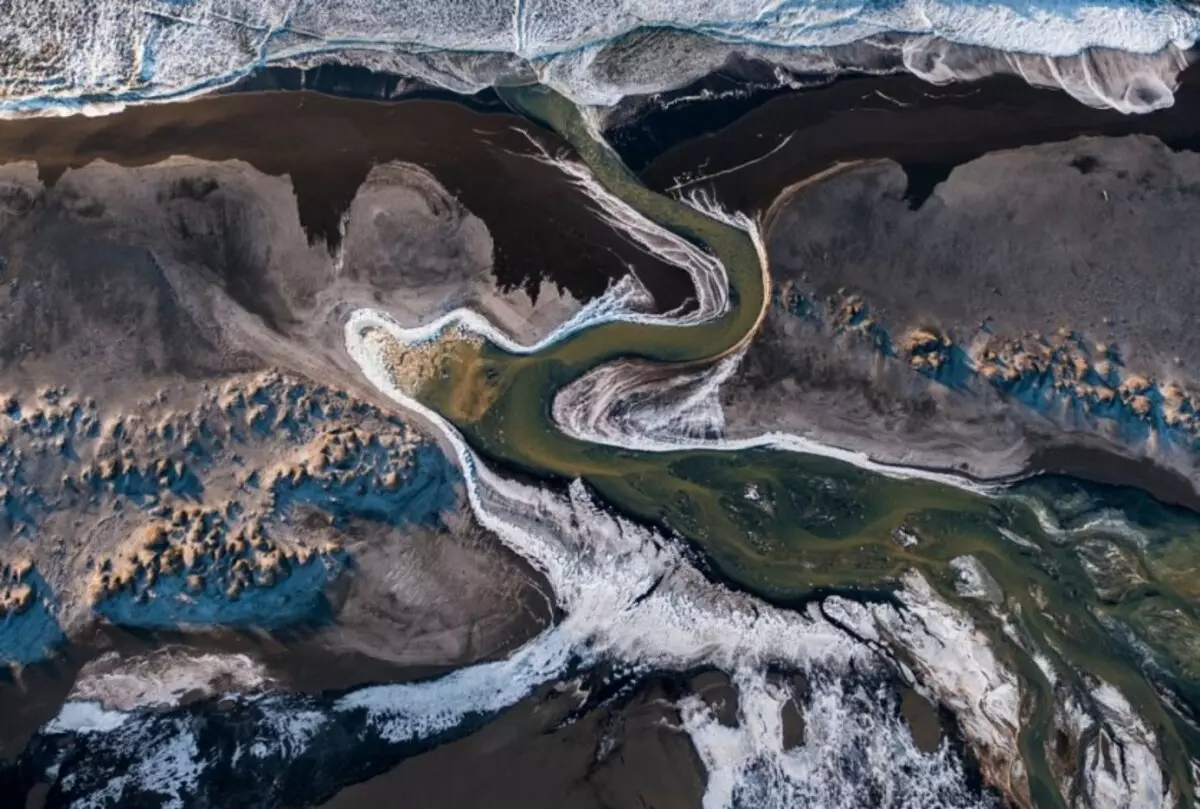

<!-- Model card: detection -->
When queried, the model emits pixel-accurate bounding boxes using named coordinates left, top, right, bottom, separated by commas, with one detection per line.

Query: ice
left=1084, top=681, right=1172, bottom=809
left=43, top=701, right=129, bottom=735
left=70, top=649, right=270, bottom=710
left=1, top=0, right=1196, bottom=116
left=949, top=555, right=1004, bottom=603
left=680, top=669, right=996, bottom=809
left=863, top=572, right=1026, bottom=796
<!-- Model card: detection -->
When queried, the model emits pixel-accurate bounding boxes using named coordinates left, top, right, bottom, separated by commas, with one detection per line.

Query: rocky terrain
left=0, top=154, right=567, bottom=669
left=726, top=133, right=1200, bottom=497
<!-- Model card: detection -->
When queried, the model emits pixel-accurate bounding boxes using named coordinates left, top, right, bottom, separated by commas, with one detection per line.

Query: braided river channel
left=341, top=86, right=1200, bottom=809
left=3, top=80, right=1200, bottom=809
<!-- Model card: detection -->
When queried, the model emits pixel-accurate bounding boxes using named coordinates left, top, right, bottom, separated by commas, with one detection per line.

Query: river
left=1, top=79, right=1198, bottom=808
left=344, top=84, right=1200, bottom=809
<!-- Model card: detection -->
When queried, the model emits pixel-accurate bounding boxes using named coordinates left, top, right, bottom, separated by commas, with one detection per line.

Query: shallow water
left=0, top=90, right=691, bottom=307
left=5, top=79, right=1200, bottom=809
left=341, top=84, right=1200, bottom=808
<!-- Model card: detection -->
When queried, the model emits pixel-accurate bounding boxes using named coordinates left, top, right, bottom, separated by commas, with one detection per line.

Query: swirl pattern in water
left=0, top=30, right=1199, bottom=809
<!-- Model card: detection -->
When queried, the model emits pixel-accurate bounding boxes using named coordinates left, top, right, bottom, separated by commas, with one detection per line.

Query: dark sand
left=1028, top=445, right=1200, bottom=513
left=4, top=69, right=1200, bottom=809
left=0, top=584, right=551, bottom=763
left=900, top=687, right=943, bottom=754
left=318, top=677, right=706, bottom=809
left=0, top=92, right=690, bottom=308
left=636, top=66, right=1200, bottom=216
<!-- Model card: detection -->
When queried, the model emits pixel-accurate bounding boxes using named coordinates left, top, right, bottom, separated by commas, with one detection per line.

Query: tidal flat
left=1, top=68, right=1200, bottom=809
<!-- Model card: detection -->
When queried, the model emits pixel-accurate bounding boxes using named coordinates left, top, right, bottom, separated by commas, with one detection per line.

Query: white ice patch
left=997, top=527, right=1040, bottom=551
left=1082, top=681, right=1171, bottom=809
left=949, top=555, right=1003, bottom=603
left=680, top=668, right=995, bottom=809
left=249, top=705, right=328, bottom=759
left=127, top=723, right=207, bottom=809
left=868, top=571, right=1025, bottom=796
left=44, top=701, right=130, bottom=735
left=52, top=715, right=208, bottom=809
left=71, top=649, right=271, bottom=710
left=334, top=627, right=575, bottom=743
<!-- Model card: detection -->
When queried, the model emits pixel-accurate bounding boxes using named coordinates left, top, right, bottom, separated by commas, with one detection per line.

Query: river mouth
left=2, top=68, right=1200, bottom=809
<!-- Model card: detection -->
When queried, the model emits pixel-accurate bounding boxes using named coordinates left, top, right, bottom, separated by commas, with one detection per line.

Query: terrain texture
left=0, top=155, right=566, bottom=670
left=728, top=134, right=1200, bottom=498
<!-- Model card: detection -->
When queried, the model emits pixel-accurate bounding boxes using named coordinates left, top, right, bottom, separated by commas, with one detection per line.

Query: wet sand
left=318, top=676, right=706, bottom=809
left=4, top=67, right=1200, bottom=808
left=0, top=91, right=692, bottom=308
left=635, top=65, right=1200, bottom=215
left=0, top=592, right=550, bottom=764
left=1027, top=445, right=1200, bottom=513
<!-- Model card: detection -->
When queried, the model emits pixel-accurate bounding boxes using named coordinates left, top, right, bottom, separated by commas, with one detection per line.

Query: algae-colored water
left=382, top=85, right=1200, bottom=807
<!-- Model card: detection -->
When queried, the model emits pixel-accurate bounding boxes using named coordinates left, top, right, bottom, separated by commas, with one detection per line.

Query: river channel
left=344, top=84, right=1200, bottom=809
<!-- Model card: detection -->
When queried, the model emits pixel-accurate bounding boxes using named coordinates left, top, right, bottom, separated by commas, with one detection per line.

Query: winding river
left=341, top=86, right=1200, bottom=808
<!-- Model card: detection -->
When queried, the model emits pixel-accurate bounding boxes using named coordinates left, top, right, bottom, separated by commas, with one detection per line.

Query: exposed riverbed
left=1, top=76, right=1199, bottom=809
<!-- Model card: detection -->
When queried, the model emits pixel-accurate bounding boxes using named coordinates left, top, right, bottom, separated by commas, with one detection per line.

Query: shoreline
left=639, top=61, right=1200, bottom=212
left=1, top=75, right=1189, bottom=516
left=0, top=72, right=1193, bottom=512
left=1026, top=443, right=1200, bottom=513
left=0, top=90, right=694, bottom=309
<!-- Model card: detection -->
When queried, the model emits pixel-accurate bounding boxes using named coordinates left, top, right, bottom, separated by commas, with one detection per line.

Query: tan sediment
left=709, top=161, right=868, bottom=366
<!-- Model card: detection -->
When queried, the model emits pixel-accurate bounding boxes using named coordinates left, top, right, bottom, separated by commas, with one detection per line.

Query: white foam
left=334, top=627, right=575, bottom=742
left=551, top=350, right=741, bottom=444
left=127, top=722, right=207, bottom=809
left=44, top=701, right=129, bottom=735
left=46, top=711, right=206, bottom=808
left=2, top=2, right=1197, bottom=115
left=249, top=705, right=328, bottom=759
left=680, top=669, right=994, bottom=809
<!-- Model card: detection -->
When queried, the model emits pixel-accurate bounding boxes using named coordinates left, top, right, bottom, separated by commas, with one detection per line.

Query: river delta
left=0, top=51, right=1198, bottom=809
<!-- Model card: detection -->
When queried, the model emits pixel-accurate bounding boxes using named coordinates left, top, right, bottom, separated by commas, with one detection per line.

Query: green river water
left=380, top=85, right=1200, bottom=808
